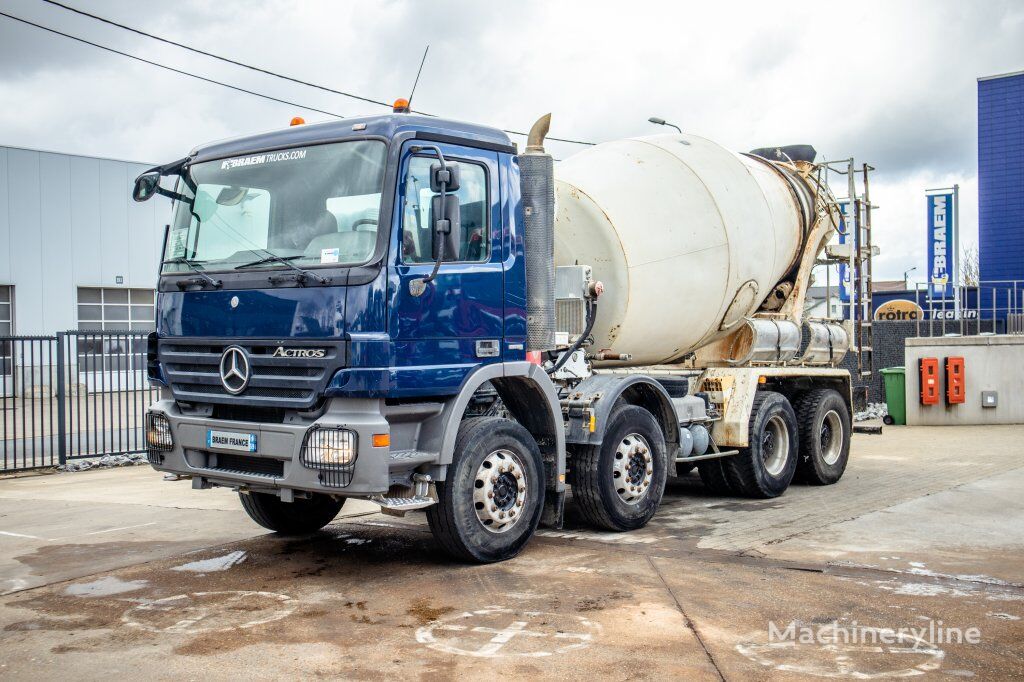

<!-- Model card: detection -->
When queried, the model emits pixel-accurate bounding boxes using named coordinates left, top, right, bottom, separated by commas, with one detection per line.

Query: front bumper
left=146, top=398, right=393, bottom=495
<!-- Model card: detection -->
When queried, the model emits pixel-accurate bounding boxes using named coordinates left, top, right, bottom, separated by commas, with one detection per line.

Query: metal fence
left=1, top=331, right=160, bottom=472
left=909, top=280, right=1024, bottom=337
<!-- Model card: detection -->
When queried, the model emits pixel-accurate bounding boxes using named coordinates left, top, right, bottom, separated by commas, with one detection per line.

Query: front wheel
left=571, top=405, right=668, bottom=531
left=239, top=491, right=345, bottom=535
left=427, top=417, right=545, bottom=563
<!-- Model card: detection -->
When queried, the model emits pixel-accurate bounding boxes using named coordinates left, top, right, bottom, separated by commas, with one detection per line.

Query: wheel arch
left=564, top=374, right=679, bottom=459
left=424, top=362, right=566, bottom=493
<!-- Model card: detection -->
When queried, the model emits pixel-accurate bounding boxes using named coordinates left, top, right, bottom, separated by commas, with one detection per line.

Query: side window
left=402, top=157, right=488, bottom=264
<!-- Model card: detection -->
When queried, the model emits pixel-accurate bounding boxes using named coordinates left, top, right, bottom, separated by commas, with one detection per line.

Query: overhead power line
left=40, top=0, right=390, bottom=110
left=39, top=0, right=596, bottom=146
left=0, top=11, right=345, bottom=118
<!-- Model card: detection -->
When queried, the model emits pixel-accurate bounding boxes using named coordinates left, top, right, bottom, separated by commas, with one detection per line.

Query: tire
left=697, top=459, right=733, bottom=494
left=571, top=405, right=668, bottom=531
left=239, top=491, right=345, bottom=535
left=722, top=391, right=798, bottom=498
left=426, top=417, right=544, bottom=563
left=882, top=414, right=895, bottom=426
left=793, top=389, right=851, bottom=485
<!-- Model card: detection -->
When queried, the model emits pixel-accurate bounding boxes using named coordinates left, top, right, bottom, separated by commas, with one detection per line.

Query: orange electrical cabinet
left=945, top=356, right=965, bottom=404
left=919, top=357, right=940, bottom=405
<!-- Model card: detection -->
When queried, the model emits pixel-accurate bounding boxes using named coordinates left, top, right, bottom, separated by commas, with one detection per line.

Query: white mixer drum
left=554, top=134, right=810, bottom=365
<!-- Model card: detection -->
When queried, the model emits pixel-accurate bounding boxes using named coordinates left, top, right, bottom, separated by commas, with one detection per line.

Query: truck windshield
left=163, top=140, right=387, bottom=274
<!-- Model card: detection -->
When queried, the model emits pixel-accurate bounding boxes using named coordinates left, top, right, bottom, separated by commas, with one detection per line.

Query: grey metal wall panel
left=98, top=159, right=130, bottom=287
left=0, top=149, right=10, bottom=286
left=69, top=155, right=103, bottom=292
left=7, top=149, right=43, bottom=335
left=1, top=146, right=168, bottom=335
left=39, top=153, right=75, bottom=333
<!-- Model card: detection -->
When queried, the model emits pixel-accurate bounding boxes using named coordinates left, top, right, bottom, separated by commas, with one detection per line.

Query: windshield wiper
left=234, top=254, right=304, bottom=269
left=235, top=252, right=329, bottom=285
left=163, top=257, right=222, bottom=289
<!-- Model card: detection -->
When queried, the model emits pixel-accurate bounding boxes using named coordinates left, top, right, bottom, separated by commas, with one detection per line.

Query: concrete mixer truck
left=134, top=108, right=860, bottom=563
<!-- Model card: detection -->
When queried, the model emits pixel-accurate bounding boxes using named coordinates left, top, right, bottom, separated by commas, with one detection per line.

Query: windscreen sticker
left=170, top=229, right=189, bottom=258
left=320, top=248, right=340, bottom=264
left=220, top=149, right=307, bottom=170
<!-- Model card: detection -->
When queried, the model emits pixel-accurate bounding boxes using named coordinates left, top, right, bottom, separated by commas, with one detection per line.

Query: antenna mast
left=407, top=45, right=430, bottom=108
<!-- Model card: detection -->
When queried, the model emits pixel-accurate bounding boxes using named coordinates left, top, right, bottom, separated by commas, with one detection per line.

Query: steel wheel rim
left=820, top=410, right=843, bottom=465
left=612, top=433, right=654, bottom=504
left=472, top=449, right=528, bottom=534
left=761, top=415, right=790, bottom=477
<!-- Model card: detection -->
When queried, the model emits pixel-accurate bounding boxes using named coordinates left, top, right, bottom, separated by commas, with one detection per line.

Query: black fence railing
left=0, top=331, right=161, bottom=472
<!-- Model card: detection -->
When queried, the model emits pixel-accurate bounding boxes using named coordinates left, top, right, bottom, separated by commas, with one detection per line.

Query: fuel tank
left=553, top=133, right=818, bottom=365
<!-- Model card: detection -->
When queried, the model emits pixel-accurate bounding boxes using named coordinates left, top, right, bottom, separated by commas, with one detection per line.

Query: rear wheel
left=793, top=389, right=851, bottom=485
left=723, top=391, right=798, bottom=498
left=239, top=491, right=345, bottom=535
left=572, top=405, right=668, bottom=531
left=426, top=417, right=544, bottom=563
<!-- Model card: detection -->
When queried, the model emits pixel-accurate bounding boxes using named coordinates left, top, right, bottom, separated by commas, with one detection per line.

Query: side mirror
left=133, top=172, right=160, bottom=202
left=430, top=162, right=460, bottom=193
left=430, top=194, right=461, bottom=261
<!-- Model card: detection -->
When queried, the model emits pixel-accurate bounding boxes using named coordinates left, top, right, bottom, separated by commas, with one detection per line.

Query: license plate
left=207, top=429, right=257, bottom=453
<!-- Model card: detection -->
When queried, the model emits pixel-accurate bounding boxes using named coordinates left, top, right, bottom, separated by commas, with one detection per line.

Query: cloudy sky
left=1, top=0, right=1021, bottom=282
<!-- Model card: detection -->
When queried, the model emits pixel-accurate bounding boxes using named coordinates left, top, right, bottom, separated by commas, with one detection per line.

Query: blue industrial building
left=978, top=71, right=1024, bottom=285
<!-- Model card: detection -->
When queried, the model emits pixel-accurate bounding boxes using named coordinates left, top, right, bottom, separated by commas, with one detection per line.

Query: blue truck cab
left=138, top=113, right=582, bottom=562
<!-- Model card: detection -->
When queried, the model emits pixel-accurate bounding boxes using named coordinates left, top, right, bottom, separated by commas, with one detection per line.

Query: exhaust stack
left=520, top=114, right=556, bottom=351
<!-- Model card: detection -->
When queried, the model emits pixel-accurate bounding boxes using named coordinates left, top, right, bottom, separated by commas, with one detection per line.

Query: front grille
left=211, top=405, right=287, bottom=424
left=206, top=453, right=284, bottom=478
left=160, top=338, right=344, bottom=409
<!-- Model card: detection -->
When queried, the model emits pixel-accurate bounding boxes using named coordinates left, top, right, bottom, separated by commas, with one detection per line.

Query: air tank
left=553, top=134, right=818, bottom=365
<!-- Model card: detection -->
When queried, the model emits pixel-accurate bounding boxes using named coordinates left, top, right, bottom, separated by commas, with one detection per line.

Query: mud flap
left=541, top=489, right=565, bottom=529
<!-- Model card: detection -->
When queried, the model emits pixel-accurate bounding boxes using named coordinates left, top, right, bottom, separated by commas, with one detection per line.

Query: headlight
left=301, top=427, right=357, bottom=468
left=146, top=412, right=174, bottom=451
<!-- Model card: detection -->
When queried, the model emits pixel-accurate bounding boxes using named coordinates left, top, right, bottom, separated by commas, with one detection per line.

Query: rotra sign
left=874, top=300, right=924, bottom=321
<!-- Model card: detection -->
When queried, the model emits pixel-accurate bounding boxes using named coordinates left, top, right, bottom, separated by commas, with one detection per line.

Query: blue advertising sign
left=927, top=192, right=955, bottom=298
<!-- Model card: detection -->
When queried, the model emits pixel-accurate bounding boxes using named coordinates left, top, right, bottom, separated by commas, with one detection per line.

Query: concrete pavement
left=0, top=424, right=1021, bottom=679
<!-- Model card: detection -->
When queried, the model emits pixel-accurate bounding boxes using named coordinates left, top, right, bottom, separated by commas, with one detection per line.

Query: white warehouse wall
left=0, top=145, right=170, bottom=336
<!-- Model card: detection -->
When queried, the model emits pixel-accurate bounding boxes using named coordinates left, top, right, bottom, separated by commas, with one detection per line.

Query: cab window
left=402, top=157, right=488, bottom=263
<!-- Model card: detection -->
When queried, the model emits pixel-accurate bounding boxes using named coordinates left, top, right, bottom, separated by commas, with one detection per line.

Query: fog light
left=301, top=427, right=357, bottom=468
left=146, top=412, right=173, bottom=451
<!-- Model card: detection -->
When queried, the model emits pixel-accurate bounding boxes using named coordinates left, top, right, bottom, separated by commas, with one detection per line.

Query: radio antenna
left=407, top=45, right=430, bottom=108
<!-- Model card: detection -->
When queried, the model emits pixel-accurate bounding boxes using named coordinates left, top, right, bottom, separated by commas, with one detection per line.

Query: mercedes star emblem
left=219, top=346, right=250, bottom=395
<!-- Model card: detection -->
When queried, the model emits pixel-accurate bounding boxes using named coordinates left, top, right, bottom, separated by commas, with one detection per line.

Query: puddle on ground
left=63, top=576, right=149, bottom=597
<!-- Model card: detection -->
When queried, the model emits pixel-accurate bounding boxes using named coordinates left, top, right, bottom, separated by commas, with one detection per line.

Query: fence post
left=55, top=332, right=67, bottom=466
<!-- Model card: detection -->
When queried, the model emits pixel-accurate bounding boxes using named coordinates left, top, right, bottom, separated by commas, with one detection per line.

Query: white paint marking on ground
left=171, top=550, right=247, bottom=573
left=736, top=629, right=946, bottom=679
left=987, top=612, right=1020, bottom=621
left=416, top=605, right=600, bottom=658
left=64, top=576, right=149, bottom=597
left=0, top=530, right=43, bottom=540
left=535, top=529, right=674, bottom=545
left=84, top=522, right=157, bottom=536
left=122, top=591, right=295, bottom=633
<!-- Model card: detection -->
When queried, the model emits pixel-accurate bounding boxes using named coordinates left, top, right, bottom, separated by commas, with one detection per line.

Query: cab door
left=388, top=141, right=504, bottom=397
